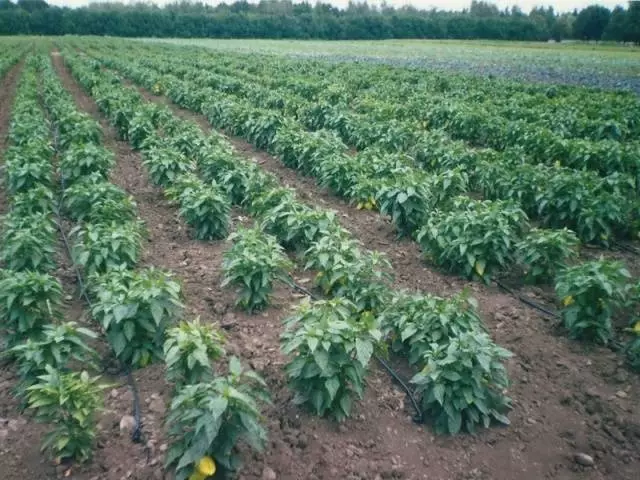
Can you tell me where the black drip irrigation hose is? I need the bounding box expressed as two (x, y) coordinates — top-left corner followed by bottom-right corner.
(54, 157), (145, 448)
(374, 354), (423, 424)
(613, 241), (640, 257)
(493, 279), (560, 319)
(280, 276), (424, 424)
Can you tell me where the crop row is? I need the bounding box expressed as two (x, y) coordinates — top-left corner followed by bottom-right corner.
(87, 41), (640, 181)
(46, 54), (281, 480)
(83, 42), (634, 297)
(0, 55), (109, 465)
(98, 39), (640, 143)
(62, 44), (522, 449)
(70, 43), (640, 370)
(81, 45), (639, 248)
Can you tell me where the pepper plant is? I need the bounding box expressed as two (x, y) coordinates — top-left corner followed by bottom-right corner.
(10, 185), (54, 216)
(165, 357), (270, 478)
(380, 290), (485, 367)
(9, 322), (98, 393)
(411, 332), (512, 435)
(281, 299), (382, 422)
(0, 213), (57, 272)
(0, 270), (62, 347)
(91, 266), (184, 367)
(174, 180), (231, 241)
(64, 178), (133, 221)
(143, 146), (196, 187)
(26, 366), (108, 463)
(418, 197), (528, 283)
(164, 318), (226, 388)
(59, 143), (115, 185)
(221, 227), (293, 312)
(555, 259), (631, 344)
(515, 228), (579, 284)
(71, 221), (145, 275)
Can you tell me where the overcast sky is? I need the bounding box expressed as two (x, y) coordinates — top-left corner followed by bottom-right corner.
(43, 0), (626, 12)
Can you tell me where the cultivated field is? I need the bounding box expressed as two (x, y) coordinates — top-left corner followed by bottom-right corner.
(144, 38), (640, 93)
(0, 37), (639, 480)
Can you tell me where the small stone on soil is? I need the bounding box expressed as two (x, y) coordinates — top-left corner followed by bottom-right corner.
(262, 466), (277, 480)
(119, 415), (136, 433)
(149, 397), (166, 415)
(573, 453), (594, 467)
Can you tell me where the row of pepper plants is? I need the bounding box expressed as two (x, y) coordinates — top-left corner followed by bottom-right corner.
(79, 43), (639, 249)
(101, 40), (640, 152)
(88, 40), (640, 176)
(76, 42), (640, 372)
(93, 39), (640, 144)
(0, 55), (110, 466)
(61, 44), (521, 454)
(56, 48), (277, 480)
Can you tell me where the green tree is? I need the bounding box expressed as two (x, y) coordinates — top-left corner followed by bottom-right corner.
(626, 1), (640, 44)
(573, 4), (611, 40)
(603, 6), (627, 41)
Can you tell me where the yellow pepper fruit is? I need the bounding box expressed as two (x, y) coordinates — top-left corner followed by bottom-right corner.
(189, 456), (216, 480)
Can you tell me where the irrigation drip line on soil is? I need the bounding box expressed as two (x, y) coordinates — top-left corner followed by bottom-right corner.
(493, 279), (560, 320)
(614, 241), (640, 256)
(280, 275), (424, 423)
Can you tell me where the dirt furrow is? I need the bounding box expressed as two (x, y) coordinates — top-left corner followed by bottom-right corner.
(0, 61), (24, 215)
(61, 55), (640, 480)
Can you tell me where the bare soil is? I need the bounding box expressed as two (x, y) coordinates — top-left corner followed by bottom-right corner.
(0, 52), (638, 480)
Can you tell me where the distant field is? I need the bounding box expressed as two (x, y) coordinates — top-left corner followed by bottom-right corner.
(142, 38), (640, 93)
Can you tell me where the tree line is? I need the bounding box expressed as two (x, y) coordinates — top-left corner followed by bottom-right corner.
(0, 0), (638, 43)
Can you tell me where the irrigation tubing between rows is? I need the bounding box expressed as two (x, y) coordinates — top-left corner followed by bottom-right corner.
(493, 279), (560, 319)
(280, 276), (424, 424)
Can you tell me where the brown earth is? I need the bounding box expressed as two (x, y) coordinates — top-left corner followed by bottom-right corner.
(0, 51), (638, 480)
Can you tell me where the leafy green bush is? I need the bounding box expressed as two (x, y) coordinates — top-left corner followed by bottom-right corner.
(411, 332), (512, 434)
(244, 186), (296, 219)
(281, 299), (382, 421)
(417, 197), (528, 283)
(9, 322), (98, 391)
(380, 290), (485, 366)
(91, 267), (184, 367)
(59, 143), (115, 184)
(222, 227), (292, 312)
(303, 229), (393, 312)
(5, 156), (53, 194)
(143, 146), (195, 187)
(26, 366), (107, 463)
(0, 213), (56, 272)
(10, 185), (54, 216)
(86, 196), (139, 224)
(164, 318), (226, 388)
(303, 229), (362, 296)
(515, 228), (579, 283)
(165, 357), (270, 478)
(376, 177), (432, 237)
(164, 120), (205, 158)
(174, 180), (231, 241)
(555, 259), (631, 344)
(260, 200), (340, 251)
(71, 221), (144, 275)
(127, 107), (158, 150)
(0, 270), (62, 347)
(56, 111), (101, 150)
(64, 178), (133, 221)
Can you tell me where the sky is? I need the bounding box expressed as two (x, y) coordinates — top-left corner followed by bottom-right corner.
(44, 0), (626, 12)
